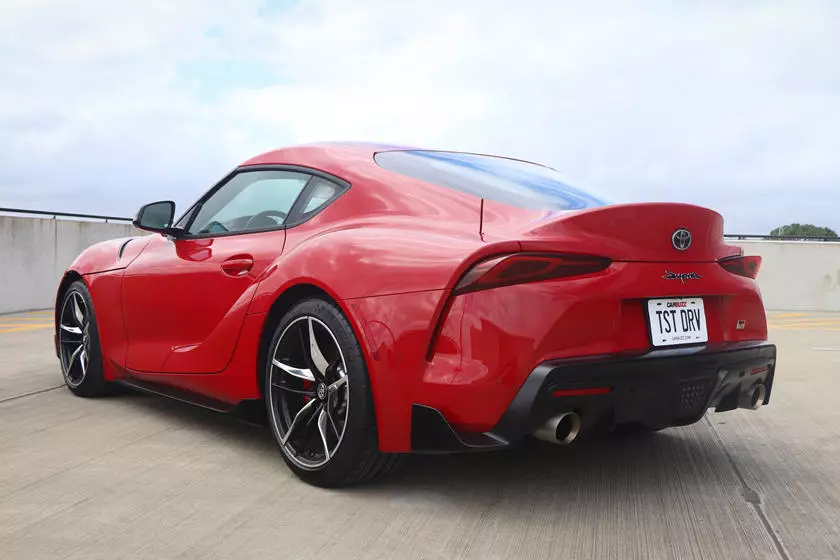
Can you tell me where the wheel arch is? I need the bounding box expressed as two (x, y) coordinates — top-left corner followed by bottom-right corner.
(256, 282), (372, 400)
(54, 271), (85, 356)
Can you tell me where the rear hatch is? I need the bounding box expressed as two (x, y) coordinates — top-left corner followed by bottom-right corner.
(482, 200), (742, 262)
(469, 200), (764, 351)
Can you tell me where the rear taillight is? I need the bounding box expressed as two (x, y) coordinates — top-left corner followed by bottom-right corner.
(453, 253), (611, 295)
(719, 255), (761, 279)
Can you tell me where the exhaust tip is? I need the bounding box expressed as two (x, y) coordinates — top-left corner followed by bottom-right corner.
(533, 412), (581, 445)
(749, 384), (766, 410)
(740, 384), (766, 411)
(555, 412), (581, 444)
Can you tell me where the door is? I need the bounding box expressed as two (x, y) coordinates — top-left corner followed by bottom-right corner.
(122, 169), (313, 374)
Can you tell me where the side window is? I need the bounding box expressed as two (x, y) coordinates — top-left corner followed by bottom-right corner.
(298, 177), (341, 216)
(187, 170), (309, 235)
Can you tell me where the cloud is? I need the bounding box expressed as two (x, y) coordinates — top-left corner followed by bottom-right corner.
(0, 0), (837, 233)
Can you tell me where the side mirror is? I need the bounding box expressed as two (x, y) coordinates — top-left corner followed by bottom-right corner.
(133, 201), (178, 235)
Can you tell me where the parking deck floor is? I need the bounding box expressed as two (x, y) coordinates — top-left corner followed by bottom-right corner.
(1, 310), (840, 559)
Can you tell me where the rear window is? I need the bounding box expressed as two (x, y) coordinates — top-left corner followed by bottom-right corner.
(374, 150), (607, 211)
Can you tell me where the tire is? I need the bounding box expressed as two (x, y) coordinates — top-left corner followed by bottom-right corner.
(57, 280), (111, 397)
(264, 298), (403, 487)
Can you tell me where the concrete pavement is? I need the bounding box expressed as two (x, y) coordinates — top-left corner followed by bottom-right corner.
(1, 310), (839, 559)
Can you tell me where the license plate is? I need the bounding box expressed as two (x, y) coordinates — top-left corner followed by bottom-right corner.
(647, 298), (708, 347)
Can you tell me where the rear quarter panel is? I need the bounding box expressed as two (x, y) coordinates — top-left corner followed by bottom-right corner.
(248, 221), (520, 310)
(419, 260), (767, 433)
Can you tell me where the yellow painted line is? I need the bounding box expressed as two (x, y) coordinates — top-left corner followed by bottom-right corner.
(772, 317), (840, 322)
(0, 317), (53, 322)
(769, 321), (840, 328)
(769, 321), (840, 327)
(0, 324), (53, 333)
(773, 313), (808, 318)
(26, 310), (54, 315)
(770, 318), (840, 323)
(769, 323), (840, 328)
(770, 326), (840, 331)
(0, 323), (53, 328)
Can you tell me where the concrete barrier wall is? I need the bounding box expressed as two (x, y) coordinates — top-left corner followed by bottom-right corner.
(0, 216), (139, 314)
(2, 215), (840, 313)
(735, 240), (840, 311)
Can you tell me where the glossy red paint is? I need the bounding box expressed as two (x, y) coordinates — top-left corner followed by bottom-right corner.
(127, 312), (266, 402)
(415, 261), (765, 435)
(346, 290), (445, 451)
(83, 269), (129, 380)
(121, 231), (285, 373)
(482, 199), (744, 261)
(65, 235), (152, 274)
(56, 142), (772, 453)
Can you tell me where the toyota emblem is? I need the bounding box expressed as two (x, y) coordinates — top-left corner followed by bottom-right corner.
(671, 228), (692, 251)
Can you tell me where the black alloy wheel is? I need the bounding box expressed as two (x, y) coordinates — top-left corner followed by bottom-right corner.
(265, 298), (403, 486)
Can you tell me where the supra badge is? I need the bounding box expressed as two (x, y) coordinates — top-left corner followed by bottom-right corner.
(663, 270), (702, 284)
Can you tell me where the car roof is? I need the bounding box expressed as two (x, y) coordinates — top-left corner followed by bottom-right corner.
(239, 141), (415, 167)
(238, 141), (557, 180)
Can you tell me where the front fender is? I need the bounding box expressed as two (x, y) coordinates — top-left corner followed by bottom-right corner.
(55, 235), (153, 367)
(66, 235), (153, 275)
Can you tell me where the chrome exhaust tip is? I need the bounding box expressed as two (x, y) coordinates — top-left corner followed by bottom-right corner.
(533, 412), (581, 445)
(739, 384), (766, 411)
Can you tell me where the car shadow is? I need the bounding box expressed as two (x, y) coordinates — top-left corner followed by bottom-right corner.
(114, 390), (755, 505)
(361, 431), (746, 504)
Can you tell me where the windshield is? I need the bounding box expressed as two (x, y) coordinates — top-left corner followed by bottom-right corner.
(374, 150), (608, 211)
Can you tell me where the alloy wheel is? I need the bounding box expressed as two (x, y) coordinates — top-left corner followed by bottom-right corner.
(58, 291), (91, 388)
(267, 316), (350, 469)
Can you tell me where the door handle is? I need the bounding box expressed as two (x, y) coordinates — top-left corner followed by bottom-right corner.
(221, 256), (254, 277)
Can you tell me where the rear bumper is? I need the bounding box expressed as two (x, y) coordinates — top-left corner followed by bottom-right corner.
(411, 340), (776, 452)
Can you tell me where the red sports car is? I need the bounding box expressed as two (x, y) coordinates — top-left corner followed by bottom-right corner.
(55, 142), (776, 486)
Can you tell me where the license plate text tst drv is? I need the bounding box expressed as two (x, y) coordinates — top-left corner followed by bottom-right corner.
(647, 298), (709, 347)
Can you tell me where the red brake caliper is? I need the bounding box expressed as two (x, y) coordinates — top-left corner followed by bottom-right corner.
(302, 380), (314, 403)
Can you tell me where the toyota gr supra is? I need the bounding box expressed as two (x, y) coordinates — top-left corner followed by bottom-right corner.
(54, 142), (777, 487)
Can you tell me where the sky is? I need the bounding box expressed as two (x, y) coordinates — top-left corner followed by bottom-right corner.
(1, 0), (837, 234)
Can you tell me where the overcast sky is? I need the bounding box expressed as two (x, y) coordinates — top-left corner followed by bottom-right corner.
(1, 0), (837, 233)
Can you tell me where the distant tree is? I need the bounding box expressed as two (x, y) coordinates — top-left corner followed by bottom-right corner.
(770, 223), (838, 237)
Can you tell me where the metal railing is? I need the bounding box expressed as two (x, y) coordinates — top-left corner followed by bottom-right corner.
(725, 234), (840, 242)
(0, 207), (836, 240)
(0, 207), (133, 223)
